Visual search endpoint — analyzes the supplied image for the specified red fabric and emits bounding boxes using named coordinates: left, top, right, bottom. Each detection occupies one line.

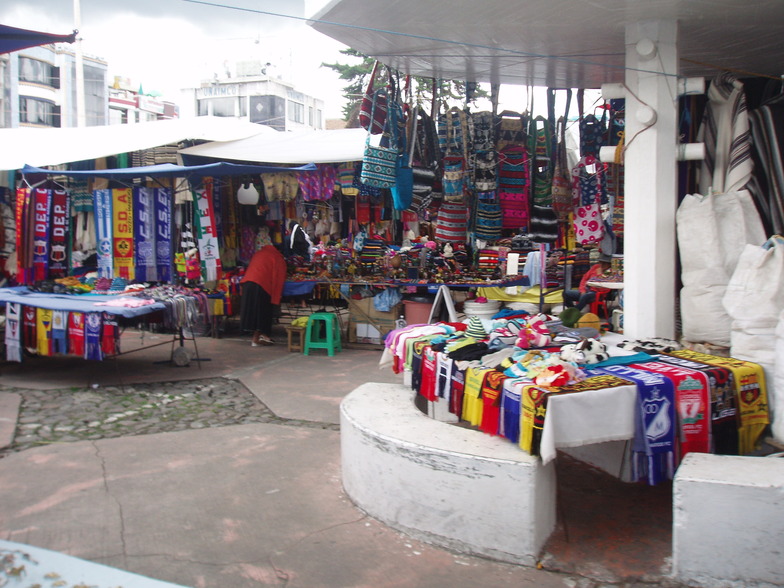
left=241, top=245, right=287, bottom=305
left=579, top=263, right=606, bottom=293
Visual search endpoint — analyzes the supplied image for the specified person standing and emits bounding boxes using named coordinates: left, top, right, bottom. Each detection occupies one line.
left=240, top=227, right=287, bottom=346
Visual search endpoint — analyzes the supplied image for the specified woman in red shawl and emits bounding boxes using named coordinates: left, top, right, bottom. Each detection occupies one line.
left=240, top=227, right=287, bottom=346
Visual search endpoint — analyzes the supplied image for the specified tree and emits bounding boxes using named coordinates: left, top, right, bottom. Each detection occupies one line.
left=322, top=48, right=489, bottom=123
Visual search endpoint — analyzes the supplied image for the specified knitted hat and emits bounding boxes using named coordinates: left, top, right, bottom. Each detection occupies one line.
left=559, top=307, right=582, bottom=328
left=577, top=312, right=601, bottom=331
left=465, top=316, right=487, bottom=340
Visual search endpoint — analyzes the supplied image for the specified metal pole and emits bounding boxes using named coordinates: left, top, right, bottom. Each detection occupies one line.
left=73, top=0, right=86, bottom=127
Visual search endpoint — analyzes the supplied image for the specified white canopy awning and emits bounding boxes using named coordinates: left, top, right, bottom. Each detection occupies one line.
left=178, top=127, right=367, bottom=165
left=0, top=116, right=275, bottom=171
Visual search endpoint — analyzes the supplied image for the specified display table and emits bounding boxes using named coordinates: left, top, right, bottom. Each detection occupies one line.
left=586, top=280, right=624, bottom=290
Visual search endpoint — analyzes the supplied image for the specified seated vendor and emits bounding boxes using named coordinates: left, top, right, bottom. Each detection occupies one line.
left=562, top=254, right=612, bottom=311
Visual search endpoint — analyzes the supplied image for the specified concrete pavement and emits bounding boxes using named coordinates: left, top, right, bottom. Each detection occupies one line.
left=0, top=327, right=583, bottom=588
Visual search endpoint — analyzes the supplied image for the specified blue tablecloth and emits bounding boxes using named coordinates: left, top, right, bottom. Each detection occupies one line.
left=0, top=287, right=166, bottom=319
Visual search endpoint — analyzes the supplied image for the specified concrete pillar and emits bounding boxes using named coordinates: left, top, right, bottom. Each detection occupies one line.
left=623, top=21, right=679, bottom=340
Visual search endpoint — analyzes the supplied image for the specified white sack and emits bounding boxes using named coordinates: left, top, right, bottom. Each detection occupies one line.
left=774, top=309, right=784, bottom=442
left=680, top=283, right=731, bottom=347
left=723, top=238, right=784, bottom=324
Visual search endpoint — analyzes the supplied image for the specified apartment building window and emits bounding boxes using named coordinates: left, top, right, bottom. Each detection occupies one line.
left=19, top=96, right=60, bottom=127
left=19, top=57, right=59, bottom=88
left=308, top=106, right=314, bottom=126
left=288, top=101, right=304, bottom=124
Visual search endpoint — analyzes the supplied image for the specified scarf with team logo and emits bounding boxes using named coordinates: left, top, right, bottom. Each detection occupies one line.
left=51, top=310, right=68, bottom=354
left=93, top=189, right=114, bottom=278
left=669, top=349, right=769, bottom=454
left=155, top=188, right=173, bottom=283
left=32, top=188, right=52, bottom=282
left=49, top=189, right=70, bottom=278
left=193, top=181, right=222, bottom=282
left=462, top=367, right=491, bottom=427
left=36, top=307, right=53, bottom=356
left=633, top=361, right=711, bottom=459
left=592, top=365, right=676, bottom=486
left=15, top=187, right=31, bottom=284
left=68, top=312, right=85, bottom=357
left=657, top=353, right=739, bottom=455
left=480, top=370, right=508, bottom=436
left=133, top=187, right=156, bottom=282
left=22, top=305, right=37, bottom=354
left=520, top=384, right=549, bottom=456
left=84, top=312, right=103, bottom=361
left=101, top=312, right=120, bottom=356
left=112, top=188, right=134, bottom=280
left=4, top=302, right=22, bottom=362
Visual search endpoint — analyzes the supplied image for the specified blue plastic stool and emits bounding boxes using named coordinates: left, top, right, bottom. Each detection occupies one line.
left=303, top=312, right=342, bottom=356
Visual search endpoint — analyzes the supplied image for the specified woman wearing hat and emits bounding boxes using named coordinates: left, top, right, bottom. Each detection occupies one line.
left=562, top=254, right=612, bottom=312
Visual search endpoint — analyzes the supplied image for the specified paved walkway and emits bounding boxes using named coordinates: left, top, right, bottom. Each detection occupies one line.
left=0, top=326, right=679, bottom=587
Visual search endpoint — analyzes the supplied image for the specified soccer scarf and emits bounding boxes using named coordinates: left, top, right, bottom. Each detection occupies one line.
left=520, top=384, right=548, bottom=456
left=101, top=312, right=120, bottom=356
left=49, top=189, right=69, bottom=278
left=462, top=367, right=490, bottom=427
left=633, top=361, right=711, bottom=459
left=84, top=312, right=103, bottom=360
left=657, top=353, right=739, bottom=455
left=68, top=312, right=85, bottom=357
left=36, top=307, right=53, bottom=356
left=94, top=189, right=114, bottom=278
left=112, top=188, right=134, bottom=280
left=435, top=353, right=453, bottom=403
left=22, top=305, right=37, bottom=354
left=15, top=187, right=30, bottom=284
left=193, top=181, right=222, bottom=282
left=669, top=349, right=769, bottom=454
left=155, top=188, right=173, bottom=282
left=419, top=345, right=438, bottom=402
left=5, top=302, right=22, bottom=362
left=449, top=361, right=466, bottom=416
left=133, top=187, right=156, bottom=282
left=480, top=370, right=508, bottom=436
left=593, top=365, right=676, bottom=485
left=51, top=310, right=68, bottom=354
left=32, top=188, right=52, bottom=282
left=501, top=379, right=524, bottom=444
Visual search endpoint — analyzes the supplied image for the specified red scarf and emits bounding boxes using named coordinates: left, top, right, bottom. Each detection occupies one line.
left=68, top=312, right=85, bottom=357
left=32, top=188, right=52, bottom=282
left=49, top=189, right=69, bottom=278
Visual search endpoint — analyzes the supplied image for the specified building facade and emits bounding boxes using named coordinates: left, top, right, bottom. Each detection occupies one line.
left=108, top=76, right=179, bottom=125
left=0, top=44, right=109, bottom=128
left=188, top=61, right=325, bottom=131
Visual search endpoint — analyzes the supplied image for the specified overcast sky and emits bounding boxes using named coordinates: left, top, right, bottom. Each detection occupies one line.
left=0, top=0, right=351, bottom=117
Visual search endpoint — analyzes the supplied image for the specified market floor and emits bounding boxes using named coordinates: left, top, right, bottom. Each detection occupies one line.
left=0, top=323, right=681, bottom=587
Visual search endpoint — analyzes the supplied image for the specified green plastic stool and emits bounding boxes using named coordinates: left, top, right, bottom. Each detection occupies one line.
left=303, top=312, right=342, bottom=356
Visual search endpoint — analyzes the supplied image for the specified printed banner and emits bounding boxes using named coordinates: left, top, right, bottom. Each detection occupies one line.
left=94, top=189, right=114, bottom=279
left=15, top=187, right=29, bottom=284
left=112, top=188, right=134, bottom=280
left=49, top=189, right=70, bottom=278
left=133, top=187, right=156, bottom=282
left=32, top=188, right=52, bottom=282
left=155, top=188, right=172, bottom=282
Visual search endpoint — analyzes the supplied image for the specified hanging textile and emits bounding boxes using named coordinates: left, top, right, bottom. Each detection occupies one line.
left=35, top=307, right=53, bottom=356
left=748, top=92, right=784, bottom=235
left=5, top=302, right=22, bottom=362
left=49, top=188, right=69, bottom=278
left=84, top=312, right=103, bottom=361
left=528, top=115, right=559, bottom=243
left=15, top=187, right=29, bottom=284
left=22, top=305, right=37, bottom=354
left=193, top=180, right=222, bottom=282
left=68, top=311, right=85, bottom=358
left=698, top=72, right=753, bottom=196
left=32, top=187, right=52, bottom=282
left=133, top=187, right=157, bottom=282
left=112, top=188, right=134, bottom=280
left=51, top=309, right=68, bottom=355
left=94, top=189, right=114, bottom=279
left=154, top=188, right=173, bottom=283
left=497, top=145, right=530, bottom=230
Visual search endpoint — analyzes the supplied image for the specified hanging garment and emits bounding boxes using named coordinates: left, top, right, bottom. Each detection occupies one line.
left=68, top=311, right=86, bottom=357
left=133, top=187, right=156, bottom=282
left=749, top=95, right=784, bottom=234
left=193, top=181, right=223, bottom=282
left=528, top=116, right=559, bottom=243
left=84, top=312, right=103, bottom=361
left=5, top=302, right=22, bottom=362
left=154, top=188, right=173, bottom=282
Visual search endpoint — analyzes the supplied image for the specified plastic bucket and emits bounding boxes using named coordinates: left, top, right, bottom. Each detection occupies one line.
left=463, top=299, right=501, bottom=320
